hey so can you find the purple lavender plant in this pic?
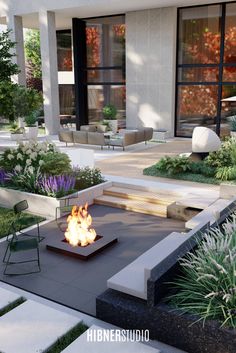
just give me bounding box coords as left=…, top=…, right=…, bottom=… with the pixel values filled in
left=0, top=169, right=8, bottom=185
left=38, top=174, right=76, bottom=198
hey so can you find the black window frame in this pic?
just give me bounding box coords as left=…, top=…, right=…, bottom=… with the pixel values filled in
left=72, top=14, right=126, bottom=128
left=175, top=1, right=236, bottom=138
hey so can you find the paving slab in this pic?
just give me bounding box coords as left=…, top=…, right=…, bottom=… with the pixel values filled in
left=0, top=300, right=80, bottom=353
left=62, top=324, right=160, bottom=353
left=0, top=287, right=21, bottom=310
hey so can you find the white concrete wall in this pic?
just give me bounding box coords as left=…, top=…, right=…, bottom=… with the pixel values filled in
left=126, top=7, right=177, bottom=136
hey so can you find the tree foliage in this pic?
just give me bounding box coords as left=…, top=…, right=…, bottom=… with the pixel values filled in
left=0, top=29, right=19, bottom=81
left=24, top=29, right=42, bottom=79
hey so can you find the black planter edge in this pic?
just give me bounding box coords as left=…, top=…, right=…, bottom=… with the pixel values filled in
left=96, top=289, right=236, bottom=353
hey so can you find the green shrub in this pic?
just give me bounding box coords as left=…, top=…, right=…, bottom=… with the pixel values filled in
left=168, top=214, right=236, bottom=328
left=73, top=167, right=105, bottom=190
left=156, top=156, right=191, bottom=175
left=205, top=138, right=236, bottom=168
left=215, top=166, right=236, bottom=181
left=24, top=112, right=37, bottom=127
left=0, top=140, right=58, bottom=172
left=102, top=104, right=117, bottom=120
left=41, top=152, right=72, bottom=176
left=228, top=115, right=236, bottom=132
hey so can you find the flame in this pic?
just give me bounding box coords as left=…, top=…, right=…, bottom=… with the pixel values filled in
left=65, top=203, right=97, bottom=247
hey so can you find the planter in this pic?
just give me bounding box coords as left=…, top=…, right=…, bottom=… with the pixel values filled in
left=10, top=133, right=24, bottom=141
left=97, top=291, right=236, bottom=353
left=25, top=126, right=38, bottom=139
left=18, top=117, right=25, bottom=128
left=0, top=181, right=112, bottom=218
left=108, top=120, right=118, bottom=133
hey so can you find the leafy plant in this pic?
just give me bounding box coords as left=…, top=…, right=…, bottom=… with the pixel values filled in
left=205, top=138, right=236, bottom=168
left=189, top=161, right=216, bottom=177
left=156, top=156, right=191, bottom=175
left=102, top=104, right=117, bottom=120
left=9, top=122, right=24, bottom=134
left=13, top=85, right=43, bottom=119
left=0, top=141, right=57, bottom=173
left=168, top=214, right=236, bottom=328
left=72, top=167, right=105, bottom=190
left=24, top=112, right=38, bottom=127
left=227, top=115, right=236, bottom=132
left=38, top=175, right=76, bottom=198
left=0, top=30, right=19, bottom=81
left=25, top=29, right=42, bottom=79
left=215, top=166, right=236, bottom=181
left=41, top=152, right=72, bottom=176
left=9, top=167, right=42, bottom=193
left=0, top=81, right=18, bottom=121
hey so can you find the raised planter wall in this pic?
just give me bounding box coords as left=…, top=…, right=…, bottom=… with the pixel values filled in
left=0, top=181, right=112, bottom=218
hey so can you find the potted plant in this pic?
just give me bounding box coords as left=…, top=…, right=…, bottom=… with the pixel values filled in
left=24, top=112, right=38, bottom=139
left=10, top=122, right=24, bottom=141
left=13, top=85, right=43, bottom=128
left=227, top=115, right=236, bottom=137
left=102, top=104, right=118, bottom=133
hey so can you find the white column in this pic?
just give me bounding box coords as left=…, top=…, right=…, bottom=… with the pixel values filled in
left=39, top=10, right=60, bottom=135
left=6, top=15, right=26, bottom=86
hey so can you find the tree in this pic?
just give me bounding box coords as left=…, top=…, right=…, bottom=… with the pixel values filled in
left=0, top=29, right=19, bottom=81
left=24, top=29, right=41, bottom=79
left=24, top=30, right=42, bottom=91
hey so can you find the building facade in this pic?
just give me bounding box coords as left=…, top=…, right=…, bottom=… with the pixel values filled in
left=0, top=0, right=235, bottom=136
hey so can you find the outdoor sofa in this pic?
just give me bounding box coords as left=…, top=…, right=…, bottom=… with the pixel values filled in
left=58, top=126, right=153, bottom=150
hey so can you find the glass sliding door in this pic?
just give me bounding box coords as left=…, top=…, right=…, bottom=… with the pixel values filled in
left=85, top=15, right=126, bottom=125
left=176, top=2, right=236, bottom=137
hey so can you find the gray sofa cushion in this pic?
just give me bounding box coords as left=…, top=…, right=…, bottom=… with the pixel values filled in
left=135, top=130, right=145, bottom=143
left=96, top=124, right=108, bottom=133
left=58, top=130, right=74, bottom=143
left=80, top=125, right=96, bottom=132
left=73, top=131, right=88, bottom=144
left=87, top=132, right=106, bottom=146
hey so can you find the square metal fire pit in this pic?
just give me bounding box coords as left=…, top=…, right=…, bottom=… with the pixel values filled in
left=46, top=234, right=118, bottom=260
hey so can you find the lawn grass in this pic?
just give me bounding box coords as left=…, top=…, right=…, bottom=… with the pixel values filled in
left=143, top=165, right=221, bottom=185
left=46, top=322, right=88, bottom=353
left=0, top=297, right=26, bottom=317
left=0, top=207, right=45, bottom=239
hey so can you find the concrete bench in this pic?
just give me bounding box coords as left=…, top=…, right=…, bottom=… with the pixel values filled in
left=185, top=198, right=236, bottom=230
left=107, top=221, right=209, bottom=300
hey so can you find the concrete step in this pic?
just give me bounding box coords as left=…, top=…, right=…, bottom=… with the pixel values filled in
left=94, top=195, right=167, bottom=217
left=104, top=186, right=175, bottom=206
left=0, top=287, right=21, bottom=311
left=62, top=324, right=160, bottom=353
left=0, top=299, right=81, bottom=353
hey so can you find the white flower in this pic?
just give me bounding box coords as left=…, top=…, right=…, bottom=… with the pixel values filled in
left=25, top=149, right=32, bottom=155
left=31, top=152, right=37, bottom=160
left=14, top=165, right=22, bottom=172
left=38, top=150, right=45, bottom=156
left=26, top=159, right=31, bottom=165
left=39, top=160, right=44, bottom=166
left=17, top=153, right=23, bottom=160
left=7, top=154, right=14, bottom=160
left=28, top=166, right=34, bottom=174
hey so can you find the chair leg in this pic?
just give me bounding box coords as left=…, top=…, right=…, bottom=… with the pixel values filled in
left=3, top=243, right=10, bottom=263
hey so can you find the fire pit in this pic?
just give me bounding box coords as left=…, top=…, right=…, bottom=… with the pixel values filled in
left=46, top=204, right=118, bottom=260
